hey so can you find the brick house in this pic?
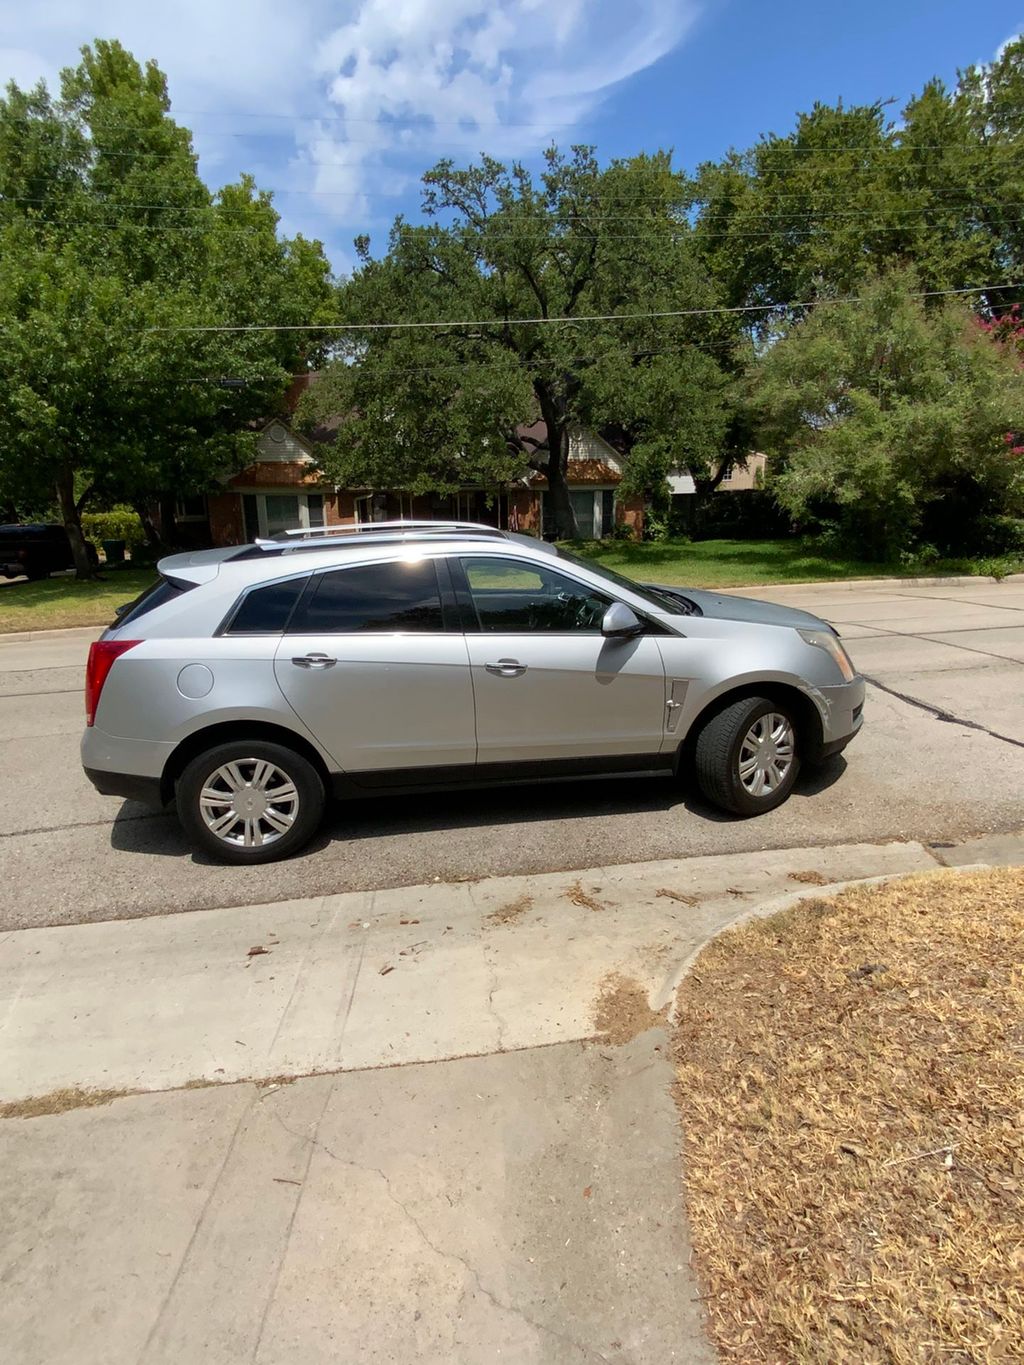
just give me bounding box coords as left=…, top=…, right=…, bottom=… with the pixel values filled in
left=193, top=400, right=646, bottom=547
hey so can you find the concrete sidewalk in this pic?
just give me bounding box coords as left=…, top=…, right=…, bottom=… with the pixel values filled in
left=3, top=833, right=1023, bottom=1365
left=0, top=839, right=974, bottom=1101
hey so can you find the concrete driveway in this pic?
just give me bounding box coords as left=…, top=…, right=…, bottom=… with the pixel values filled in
left=2, top=576, right=1023, bottom=931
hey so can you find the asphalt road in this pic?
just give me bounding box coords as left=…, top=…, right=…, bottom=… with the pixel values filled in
left=2, top=577, right=1023, bottom=930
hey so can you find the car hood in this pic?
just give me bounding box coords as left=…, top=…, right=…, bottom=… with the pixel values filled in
left=648, top=584, right=830, bottom=631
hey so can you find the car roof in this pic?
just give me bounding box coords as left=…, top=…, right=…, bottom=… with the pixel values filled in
left=158, top=524, right=559, bottom=587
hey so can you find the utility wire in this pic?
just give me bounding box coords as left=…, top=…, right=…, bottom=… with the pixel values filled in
left=136, top=283, right=1023, bottom=334
left=4, top=193, right=1023, bottom=224
left=4, top=109, right=1016, bottom=151
left=4, top=141, right=1019, bottom=168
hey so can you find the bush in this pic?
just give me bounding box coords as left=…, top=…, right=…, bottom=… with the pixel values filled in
left=671, top=490, right=793, bottom=541
left=81, top=505, right=147, bottom=553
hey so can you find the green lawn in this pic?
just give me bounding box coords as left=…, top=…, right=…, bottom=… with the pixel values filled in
left=0, top=567, right=156, bottom=634
left=562, top=537, right=1022, bottom=589
left=0, top=538, right=1020, bottom=635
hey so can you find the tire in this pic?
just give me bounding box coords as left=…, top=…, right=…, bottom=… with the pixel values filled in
left=694, top=695, right=801, bottom=817
left=176, top=740, right=325, bottom=865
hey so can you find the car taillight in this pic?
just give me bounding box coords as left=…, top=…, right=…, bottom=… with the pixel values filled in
left=85, top=639, right=140, bottom=726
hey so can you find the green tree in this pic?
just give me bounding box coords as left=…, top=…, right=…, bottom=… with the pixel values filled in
left=0, top=40, right=334, bottom=575
left=693, top=40, right=1024, bottom=326
left=300, top=148, right=734, bottom=537
left=753, top=272, right=1024, bottom=559
left=694, top=101, right=901, bottom=317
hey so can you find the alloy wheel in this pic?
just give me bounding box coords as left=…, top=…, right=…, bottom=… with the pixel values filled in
left=198, top=757, right=300, bottom=848
left=737, top=712, right=795, bottom=798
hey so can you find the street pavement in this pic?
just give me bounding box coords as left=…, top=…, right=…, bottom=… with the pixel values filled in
left=2, top=576, right=1024, bottom=931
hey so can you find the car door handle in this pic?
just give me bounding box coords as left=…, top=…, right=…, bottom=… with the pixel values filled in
left=484, top=659, right=528, bottom=677
left=292, top=653, right=337, bottom=669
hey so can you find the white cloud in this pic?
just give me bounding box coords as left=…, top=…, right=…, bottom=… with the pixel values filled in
left=304, top=0, right=699, bottom=227
left=0, top=1, right=699, bottom=262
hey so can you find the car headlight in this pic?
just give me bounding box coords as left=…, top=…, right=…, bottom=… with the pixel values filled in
left=798, top=628, right=857, bottom=682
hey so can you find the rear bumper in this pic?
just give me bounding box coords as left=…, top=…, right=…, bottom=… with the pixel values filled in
left=81, top=727, right=174, bottom=809
left=83, top=766, right=167, bottom=808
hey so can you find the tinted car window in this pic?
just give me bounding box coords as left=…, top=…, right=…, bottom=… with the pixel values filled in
left=226, top=576, right=308, bottom=634
left=462, top=557, right=611, bottom=632
left=554, top=547, right=688, bottom=614
left=291, top=559, right=444, bottom=634
left=115, top=576, right=196, bottom=627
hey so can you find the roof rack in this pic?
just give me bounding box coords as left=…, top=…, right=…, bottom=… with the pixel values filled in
left=279, top=520, right=501, bottom=539
left=248, top=522, right=509, bottom=555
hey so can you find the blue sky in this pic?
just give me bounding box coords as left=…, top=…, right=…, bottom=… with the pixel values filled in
left=0, top=1, right=1019, bottom=272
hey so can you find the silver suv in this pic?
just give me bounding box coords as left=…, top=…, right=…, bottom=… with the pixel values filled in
left=81, top=522, right=864, bottom=864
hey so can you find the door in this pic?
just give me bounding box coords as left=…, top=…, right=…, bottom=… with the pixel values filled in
left=456, top=555, right=667, bottom=765
left=274, top=556, right=475, bottom=776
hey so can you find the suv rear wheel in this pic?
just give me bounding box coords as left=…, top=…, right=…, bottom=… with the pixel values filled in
left=694, top=695, right=801, bottom=816
left=177, top=740, right=325, bottom=864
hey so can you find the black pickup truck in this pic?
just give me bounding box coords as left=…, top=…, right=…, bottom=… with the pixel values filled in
left=0, top=523, right=99, bottom=580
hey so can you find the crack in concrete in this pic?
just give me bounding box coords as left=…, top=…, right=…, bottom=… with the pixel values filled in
left=483, top=946, right=510, bottom=1053
left=0, top=811, right=168, bottom=840
left=843, top=617, right=1024, bottom=668
left=467, top=884, right=511, bottom=1053
left=272, top=1111, right=609, bottom=1363
left=863, top=674, right=1024, bottom=750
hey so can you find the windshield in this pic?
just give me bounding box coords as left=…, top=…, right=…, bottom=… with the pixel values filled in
left=554, top=547, right=692, bottom=614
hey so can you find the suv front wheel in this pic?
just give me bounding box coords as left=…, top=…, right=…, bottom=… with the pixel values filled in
left=177, top=740, right=325, bottom=864
left=694, top=696, right=801, bottom=816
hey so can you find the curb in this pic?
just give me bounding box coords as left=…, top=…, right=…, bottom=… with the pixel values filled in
left=721, top=572, right=1024, bottom=593
left=0, top=624, right=105, bottom=642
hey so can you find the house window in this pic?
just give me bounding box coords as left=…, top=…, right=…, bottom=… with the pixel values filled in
left=175, top=493, right=208, bottom=523
left=540, top=488, right=615, bottom=539
left=354, top=491, right=411, bottom=524
left=240, top=491, right=326, bottom=539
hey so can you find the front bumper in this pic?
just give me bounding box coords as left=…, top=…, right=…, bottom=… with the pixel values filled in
left=810, top=676, right=865, bottom=759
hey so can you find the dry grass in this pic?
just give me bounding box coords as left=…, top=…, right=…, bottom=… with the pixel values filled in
left=788, top=869, right=831, bottom=887
left=485, top=893, right=534, bottom=927
left=565, top=880, right=606, bottom=912
left=674, top=868, right=1024, bottom=1365
left=0, top=1086, right=134, bottom=1118
left=593, top=972, right=667, bottom=1045
left=656, top=887, right=701, bottom=906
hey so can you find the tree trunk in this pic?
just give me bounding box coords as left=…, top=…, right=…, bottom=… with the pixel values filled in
left=690, top=460, right=732, bottom=533
left=157, top=493, right=179, bottom=549
left=541, top=419, right=577, bottom=540
left=134, top=499, right=166, bottom=553
left=55, top=464, right=97, bottom=580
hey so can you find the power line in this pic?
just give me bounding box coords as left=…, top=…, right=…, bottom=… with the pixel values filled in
left=3, top=218, right=1021, bottom=242
left=136, top=283, right=1022, bottom=335
left=5, top=192, right=1023, bottom=224
left=107, top=339, right=751, bottom=385
left=5, top=106, right=1017, bottom=150
left=3, top=139, right=1019, bottom=169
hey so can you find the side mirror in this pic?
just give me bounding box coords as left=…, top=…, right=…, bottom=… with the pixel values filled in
left=601, top=602, right=644, bottom=638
